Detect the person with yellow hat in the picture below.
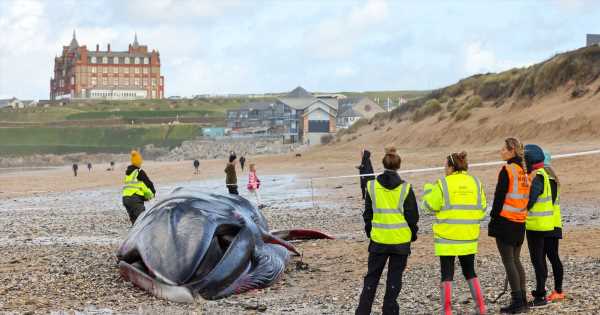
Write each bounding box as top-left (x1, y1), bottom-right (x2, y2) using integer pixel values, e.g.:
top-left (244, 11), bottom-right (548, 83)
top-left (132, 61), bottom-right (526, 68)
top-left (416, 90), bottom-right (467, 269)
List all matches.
top-left (122, 150), bottom-right (156, 224)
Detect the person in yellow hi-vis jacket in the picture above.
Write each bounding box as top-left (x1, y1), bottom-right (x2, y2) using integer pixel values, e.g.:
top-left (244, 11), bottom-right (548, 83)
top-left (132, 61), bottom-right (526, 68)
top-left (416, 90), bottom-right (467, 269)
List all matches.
top-left (421, 152), bottom-right (487, 315)
top-left (122, 150), bottom-right (156, 225)
top-left (356, 146), bottom-right (419, 315)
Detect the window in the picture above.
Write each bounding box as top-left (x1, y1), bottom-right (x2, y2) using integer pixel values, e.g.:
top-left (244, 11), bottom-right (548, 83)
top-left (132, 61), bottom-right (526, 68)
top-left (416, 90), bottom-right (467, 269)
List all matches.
top-left (134, 57), bottom-right (140, 64)
top-left (143, 68), bottom-right (148, 74)
top-left (102, 78), bottom-right (108, 85)
top-left (91, 77), bottom-right (97, 85)
top-left (144, 57), bottom-right (149, 64)
top-left (134, 78), bottom-right (140, 86)
top-left (91, 56), bottom-right (97, 63)
top-left (152, 90), bottom-right (156, 98)
top-left (152, 78), bottom-right (157, 86)
top-left (123, 78), bottom-right (129, 86)
top-left (103, 67), bottom-right (108, 74)
top-left (135, 68), bottom-right (140, 74)
top-left (114, 78), bottom-right (119, 85)
top-left (308, 120), bottom-right (329, 133)
top-left (102, 56), bottom-right (108, 64)
top-left (125, 57), bottom-right (130, 64)
top-left (143, 78), bottom-right (148, 86)
top-left (124, 68), bottom-right (129, 74)
top-left (160, 78), bottom-right (163, 86)
top-left (91, 67), bottom-right (96, 73)
top-left (113, 67), bottom-right (118, 74)
top-left (113, 57), bottom-right (119, 64)
top-left (70, 77), bottom-right (74, 84)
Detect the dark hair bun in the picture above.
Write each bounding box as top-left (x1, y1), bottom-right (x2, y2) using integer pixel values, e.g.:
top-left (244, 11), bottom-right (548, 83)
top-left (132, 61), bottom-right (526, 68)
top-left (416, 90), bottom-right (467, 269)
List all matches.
top-left (385, 145), bottom-right (398, 156)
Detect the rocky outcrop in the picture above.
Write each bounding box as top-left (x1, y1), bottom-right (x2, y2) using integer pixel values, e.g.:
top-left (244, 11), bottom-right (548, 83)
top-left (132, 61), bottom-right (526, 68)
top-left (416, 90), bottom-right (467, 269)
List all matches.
top-left (157, 138), bottom-right (301, 161)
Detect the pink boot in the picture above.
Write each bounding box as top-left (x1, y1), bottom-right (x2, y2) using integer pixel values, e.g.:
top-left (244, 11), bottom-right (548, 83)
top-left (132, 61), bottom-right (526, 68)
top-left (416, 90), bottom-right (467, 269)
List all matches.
top-left (441, 281), bottom-right (452, 315)
top-left (467, 277), bottom-right (486, 315)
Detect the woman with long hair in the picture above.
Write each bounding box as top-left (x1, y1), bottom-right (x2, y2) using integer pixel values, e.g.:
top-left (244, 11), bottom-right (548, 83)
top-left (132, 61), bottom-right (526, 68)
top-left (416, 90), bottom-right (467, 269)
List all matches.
top-left (488, 138), bottom-right (530, 313)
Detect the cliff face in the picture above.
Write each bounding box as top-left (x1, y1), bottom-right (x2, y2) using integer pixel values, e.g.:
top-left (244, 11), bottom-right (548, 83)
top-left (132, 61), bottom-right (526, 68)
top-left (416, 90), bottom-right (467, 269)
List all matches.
top-left (332, 45), bottom-right (600, 149)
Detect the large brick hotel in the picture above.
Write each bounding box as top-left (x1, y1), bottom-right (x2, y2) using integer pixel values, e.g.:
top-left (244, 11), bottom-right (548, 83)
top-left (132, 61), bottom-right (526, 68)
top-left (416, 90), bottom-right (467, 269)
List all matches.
top-left (50, 31), bottom-right (164, 100)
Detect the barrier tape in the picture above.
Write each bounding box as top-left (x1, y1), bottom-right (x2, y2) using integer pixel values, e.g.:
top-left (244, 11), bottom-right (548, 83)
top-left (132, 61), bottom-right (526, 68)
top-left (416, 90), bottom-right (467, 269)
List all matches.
top-left (309, 149), bottom-right (600, 181)
top-left (307, 148), bottom-right (600, 209)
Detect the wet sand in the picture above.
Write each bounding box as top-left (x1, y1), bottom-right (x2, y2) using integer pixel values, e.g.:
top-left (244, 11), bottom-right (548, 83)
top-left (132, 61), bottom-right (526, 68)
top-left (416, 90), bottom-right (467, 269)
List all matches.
top-left (1, 142), bottom-right (600, 314)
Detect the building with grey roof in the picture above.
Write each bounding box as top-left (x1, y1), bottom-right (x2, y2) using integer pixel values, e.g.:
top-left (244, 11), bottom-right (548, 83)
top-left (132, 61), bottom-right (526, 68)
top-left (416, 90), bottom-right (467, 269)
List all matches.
top-left (227, 86), bottom-right (341, 145)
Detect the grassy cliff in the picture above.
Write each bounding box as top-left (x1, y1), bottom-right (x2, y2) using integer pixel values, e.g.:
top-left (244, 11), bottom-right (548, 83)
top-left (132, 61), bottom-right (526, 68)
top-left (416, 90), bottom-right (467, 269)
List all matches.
top-left (0, 125), bottom-right (199, 156)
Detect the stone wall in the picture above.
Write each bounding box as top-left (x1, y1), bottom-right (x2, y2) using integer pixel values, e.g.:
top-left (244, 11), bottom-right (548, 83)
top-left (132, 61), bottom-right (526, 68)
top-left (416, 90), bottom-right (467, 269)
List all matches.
top-left (157, 138), bottom-right (301, 161)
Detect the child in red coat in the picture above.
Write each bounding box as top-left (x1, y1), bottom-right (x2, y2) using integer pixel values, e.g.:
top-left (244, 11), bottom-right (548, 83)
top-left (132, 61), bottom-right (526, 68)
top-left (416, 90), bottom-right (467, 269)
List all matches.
top-left (247, 163), bottom-right (265, 208)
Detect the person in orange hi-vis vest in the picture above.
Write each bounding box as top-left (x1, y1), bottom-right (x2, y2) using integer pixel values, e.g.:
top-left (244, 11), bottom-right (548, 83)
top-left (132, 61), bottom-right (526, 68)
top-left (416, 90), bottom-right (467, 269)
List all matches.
top-left (488, 138), bottom-right (531, 313)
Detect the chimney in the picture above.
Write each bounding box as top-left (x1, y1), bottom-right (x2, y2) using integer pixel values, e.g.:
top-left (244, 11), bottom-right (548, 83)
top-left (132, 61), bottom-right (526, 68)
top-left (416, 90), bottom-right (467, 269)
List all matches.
top-left (107, 43), bottom-right (111, 52)
top-left (96, 44), bottom-right (99, 52)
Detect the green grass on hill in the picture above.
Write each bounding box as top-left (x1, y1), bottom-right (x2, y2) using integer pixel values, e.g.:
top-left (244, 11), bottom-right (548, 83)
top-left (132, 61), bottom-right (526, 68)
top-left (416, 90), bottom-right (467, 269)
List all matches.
top-left (0, 98), bottom-right (269, 124)
top-left (0, 124), bottom-right (200, 156)
top-left (65, 110), bottom-right (214, 120)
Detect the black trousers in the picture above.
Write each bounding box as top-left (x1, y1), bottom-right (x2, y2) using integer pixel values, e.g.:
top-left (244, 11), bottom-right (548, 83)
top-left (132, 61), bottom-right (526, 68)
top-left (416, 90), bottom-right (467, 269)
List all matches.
top-left (356, 252), bottom-right (408, 315)
top-left (545, 237), bottom-right (563, 293)
top-left (496, 238), bottom-right (526, 293)
top-left (526, 231), bottom-right (547, 297)
top-left (123, 196), bottom-right (145, 224)
top-left (440, 254), bottom-right (476, 281)
top-left (227, 185), bottom-right (239, 195)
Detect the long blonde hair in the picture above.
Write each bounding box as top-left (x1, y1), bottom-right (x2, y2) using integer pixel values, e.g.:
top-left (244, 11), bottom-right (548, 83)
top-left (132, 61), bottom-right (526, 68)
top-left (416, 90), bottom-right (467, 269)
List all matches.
top-left (505, 137), bottom-right (526, 173)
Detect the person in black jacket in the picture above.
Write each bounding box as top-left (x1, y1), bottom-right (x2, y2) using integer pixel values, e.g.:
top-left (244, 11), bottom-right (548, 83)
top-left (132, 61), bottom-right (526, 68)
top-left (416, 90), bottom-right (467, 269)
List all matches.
top-left (122, 151), bottom-right (156, 224)
top-left (356, 146), bottom-right (419, 315)
top-left (488, 138), bottom-right (529, 313)
top-left (193, 159), bottom-right (200, 175)
top-left (524, 144), bottom-right (560, 307)
top-left (357, 150), bottom-right (375, 200)
top-left (239, 155), bottom-right (246, 172)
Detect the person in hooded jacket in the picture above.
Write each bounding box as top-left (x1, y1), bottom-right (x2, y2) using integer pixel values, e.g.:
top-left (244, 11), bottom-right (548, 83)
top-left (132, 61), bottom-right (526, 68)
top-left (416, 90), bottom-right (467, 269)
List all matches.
top-left (524, 144), bottom-right (563, 308)
top-left (357, 149), bottom-right (375, 200)
top-left (356, 146), bottom-right (419, 315)
top-left (122, 150), bottom-right (156, 224)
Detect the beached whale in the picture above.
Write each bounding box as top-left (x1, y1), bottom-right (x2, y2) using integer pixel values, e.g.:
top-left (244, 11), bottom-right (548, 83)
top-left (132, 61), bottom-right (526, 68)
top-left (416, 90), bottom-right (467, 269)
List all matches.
top-left (116, 188), bottom-right (332, 302)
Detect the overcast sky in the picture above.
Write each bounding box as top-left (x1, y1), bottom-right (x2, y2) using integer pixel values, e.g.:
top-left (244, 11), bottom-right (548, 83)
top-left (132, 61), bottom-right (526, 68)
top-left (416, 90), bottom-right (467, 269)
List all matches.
top-left (0, 0), bottom-right (598, 99)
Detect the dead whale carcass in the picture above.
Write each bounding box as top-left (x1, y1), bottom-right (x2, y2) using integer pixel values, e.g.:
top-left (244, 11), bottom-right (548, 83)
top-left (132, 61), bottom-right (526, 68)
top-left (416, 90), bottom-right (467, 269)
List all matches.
top-left (116, 188), bottom-right (332, 302)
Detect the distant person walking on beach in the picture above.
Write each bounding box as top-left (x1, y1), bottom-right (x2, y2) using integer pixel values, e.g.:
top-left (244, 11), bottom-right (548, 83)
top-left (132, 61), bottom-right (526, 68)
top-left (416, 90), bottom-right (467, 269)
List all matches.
top-left (122, 150), bottom-right (156, 224)
top-left (239, 155), bottom-right (246, 172)
top-left (87, 163), bottom-right (92, 172)
top-left (357, 150), bottom-right (375, 200)
top-left (72, 164), bottom-right (78, 177)
top-left (110, 161), bottom-right (115, 171)
top-left (225, 153), bottom-right (238, 195)
top-left (193, 159), bottom-right (200, 175)
top-left (247, 163), bottom-right (264, 208)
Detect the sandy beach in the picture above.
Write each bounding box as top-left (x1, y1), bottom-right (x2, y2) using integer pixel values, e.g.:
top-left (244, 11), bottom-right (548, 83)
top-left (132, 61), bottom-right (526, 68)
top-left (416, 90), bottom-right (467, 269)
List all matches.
top-left (1, 141), bottom-right (600, 314)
